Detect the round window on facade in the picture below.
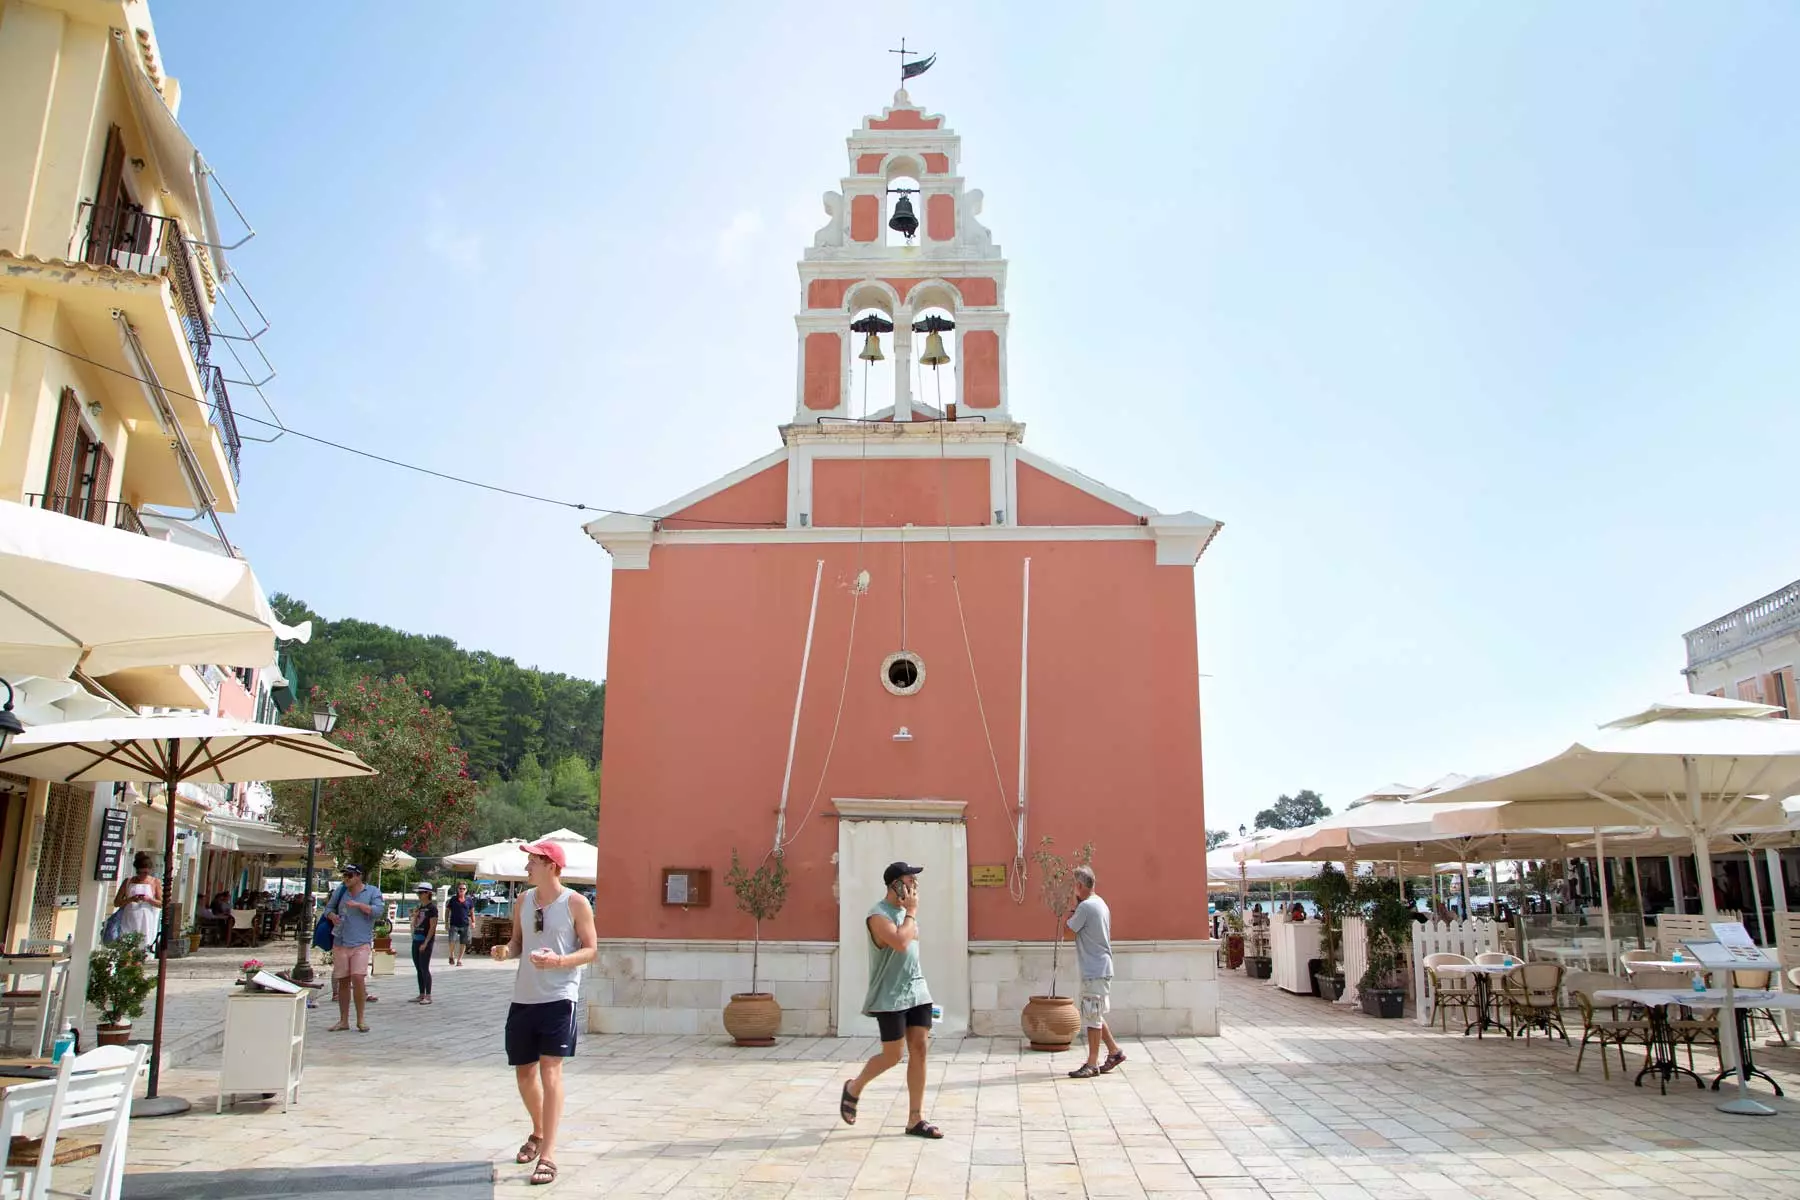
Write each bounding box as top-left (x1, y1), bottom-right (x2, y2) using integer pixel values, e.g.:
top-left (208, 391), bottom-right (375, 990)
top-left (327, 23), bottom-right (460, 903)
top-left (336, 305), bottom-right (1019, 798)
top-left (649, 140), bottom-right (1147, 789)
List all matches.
top-left (881, 651), bottom-right (925, 697)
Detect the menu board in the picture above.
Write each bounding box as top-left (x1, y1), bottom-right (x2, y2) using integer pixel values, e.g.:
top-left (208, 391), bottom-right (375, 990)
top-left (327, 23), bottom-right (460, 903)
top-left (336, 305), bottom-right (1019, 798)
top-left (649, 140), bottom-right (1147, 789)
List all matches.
top-left (1680, 922), bottom-right (1778, 969)
top-left (92, 809), bottom-right (129, 882)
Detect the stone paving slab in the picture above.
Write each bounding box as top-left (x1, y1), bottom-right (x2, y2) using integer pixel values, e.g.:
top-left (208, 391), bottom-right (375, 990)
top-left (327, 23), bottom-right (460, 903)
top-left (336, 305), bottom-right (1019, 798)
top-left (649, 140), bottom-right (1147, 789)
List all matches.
top-left (108, 959), bottom-right (1800, 1199)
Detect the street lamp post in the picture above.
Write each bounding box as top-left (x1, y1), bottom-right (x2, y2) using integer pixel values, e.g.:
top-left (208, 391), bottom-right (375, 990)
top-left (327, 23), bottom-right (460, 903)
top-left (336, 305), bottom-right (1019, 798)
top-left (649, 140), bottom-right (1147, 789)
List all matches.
top-left (0, 678), bottom-right (24, 752)
top-left (290, 704), bottom-right (336, 983)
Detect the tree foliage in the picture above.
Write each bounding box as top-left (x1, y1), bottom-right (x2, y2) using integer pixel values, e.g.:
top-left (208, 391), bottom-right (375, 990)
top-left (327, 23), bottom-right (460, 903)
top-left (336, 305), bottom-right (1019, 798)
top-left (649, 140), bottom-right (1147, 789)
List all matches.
top-left (1205, 829), bottom-right (1232, 849)
top-left (466, 752), bottom-right (600, 846)
top-left (271, 594), bottom-right (605, 781)
top-left (269, 675), bottom-right (477, 868)
top-left (1253, 789), bottom-right (1331, 831)
top-left (1030, 836), bottom-right (1094, 999)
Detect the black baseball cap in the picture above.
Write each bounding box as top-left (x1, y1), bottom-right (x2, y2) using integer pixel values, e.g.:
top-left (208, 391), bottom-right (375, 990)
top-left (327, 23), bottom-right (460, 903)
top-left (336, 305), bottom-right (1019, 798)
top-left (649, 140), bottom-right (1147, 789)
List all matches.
top-left (341, 864), bottom-right (363, 877)
top-left (884, 862), bottom-right (924, 887)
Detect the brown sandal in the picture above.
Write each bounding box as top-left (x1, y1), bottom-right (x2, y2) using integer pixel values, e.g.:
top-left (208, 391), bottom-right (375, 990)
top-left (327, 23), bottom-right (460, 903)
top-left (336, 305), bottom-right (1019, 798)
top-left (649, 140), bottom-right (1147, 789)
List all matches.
top-left (530, 1159), bottom-right (558, 1185)
top-left (515, 1134), bottom-right (541, 1164)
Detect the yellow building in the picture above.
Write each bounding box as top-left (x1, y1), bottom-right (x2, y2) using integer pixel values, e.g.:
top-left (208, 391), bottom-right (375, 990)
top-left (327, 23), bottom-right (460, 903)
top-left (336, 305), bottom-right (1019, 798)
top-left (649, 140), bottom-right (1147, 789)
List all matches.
top-left (0, 0), bottom-right (248, 968)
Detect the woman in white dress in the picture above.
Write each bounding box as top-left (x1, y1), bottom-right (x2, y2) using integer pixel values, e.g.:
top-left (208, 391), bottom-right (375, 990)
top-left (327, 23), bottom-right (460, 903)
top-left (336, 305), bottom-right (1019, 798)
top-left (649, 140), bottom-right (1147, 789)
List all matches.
top-left (111, 852), bottom-right (162, 945)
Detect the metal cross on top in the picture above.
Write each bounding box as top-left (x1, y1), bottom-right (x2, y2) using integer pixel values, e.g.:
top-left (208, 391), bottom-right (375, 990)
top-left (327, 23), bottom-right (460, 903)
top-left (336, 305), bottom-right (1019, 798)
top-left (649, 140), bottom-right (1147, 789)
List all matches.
top-left (889, 38), bottom-right (936, 84)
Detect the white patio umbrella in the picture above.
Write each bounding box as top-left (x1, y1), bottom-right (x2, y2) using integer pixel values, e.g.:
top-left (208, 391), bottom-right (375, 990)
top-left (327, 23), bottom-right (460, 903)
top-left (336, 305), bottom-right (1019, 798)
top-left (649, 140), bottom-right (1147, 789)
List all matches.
top-left (442, 827), bottom-right (597, 885)
top-left (1418, 695), bottom-right (1800, 928)
top-left (0, 499), bottom-right (307, 678)
top-left (0, 714), bottom-right (373, 1112)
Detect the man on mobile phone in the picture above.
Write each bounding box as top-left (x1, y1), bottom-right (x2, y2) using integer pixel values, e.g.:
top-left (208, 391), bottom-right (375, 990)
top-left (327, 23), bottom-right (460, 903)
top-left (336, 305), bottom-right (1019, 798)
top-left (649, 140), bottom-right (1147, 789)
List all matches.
top-left (838, 862), bottom-right (942, 1139)
top-left (1065, 865), bottom-right (1124, 1078)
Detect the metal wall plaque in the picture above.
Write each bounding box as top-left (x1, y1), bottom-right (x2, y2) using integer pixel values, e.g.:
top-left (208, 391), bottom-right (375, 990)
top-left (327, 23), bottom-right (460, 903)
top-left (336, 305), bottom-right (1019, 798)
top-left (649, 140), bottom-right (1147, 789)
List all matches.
top-left (94, 808), bottom-right (129, 882)
top-left (970, 865), bottom-right (1008, 888)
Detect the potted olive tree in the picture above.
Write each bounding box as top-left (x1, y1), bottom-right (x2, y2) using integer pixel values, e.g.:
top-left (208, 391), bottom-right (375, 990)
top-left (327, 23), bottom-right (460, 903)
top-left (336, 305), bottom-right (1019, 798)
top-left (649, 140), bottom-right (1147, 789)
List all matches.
top-left (722, 849), bottom-right (788, 1047)
top-left (1022, 836), bottom-right (1092, 1051)
top-left (1312, 863), bottom-right (1353, 1001)
top-left (88, 934), bottom-right (154, 1046)
top-left (1355, 875), bottom-right (1413, 1018)
top-left (1243, 909), bottom-right (1273, 980)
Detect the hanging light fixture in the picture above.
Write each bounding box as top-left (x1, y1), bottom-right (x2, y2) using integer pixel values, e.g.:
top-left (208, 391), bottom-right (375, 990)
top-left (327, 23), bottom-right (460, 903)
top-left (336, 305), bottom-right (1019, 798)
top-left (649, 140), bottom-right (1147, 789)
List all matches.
top-left (0, 678), bottom-right (23, 753)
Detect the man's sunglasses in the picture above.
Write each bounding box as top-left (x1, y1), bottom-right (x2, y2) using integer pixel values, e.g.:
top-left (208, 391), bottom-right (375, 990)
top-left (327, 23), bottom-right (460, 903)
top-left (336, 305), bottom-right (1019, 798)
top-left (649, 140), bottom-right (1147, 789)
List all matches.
top-left (534, 907), bottom-right (545, 934)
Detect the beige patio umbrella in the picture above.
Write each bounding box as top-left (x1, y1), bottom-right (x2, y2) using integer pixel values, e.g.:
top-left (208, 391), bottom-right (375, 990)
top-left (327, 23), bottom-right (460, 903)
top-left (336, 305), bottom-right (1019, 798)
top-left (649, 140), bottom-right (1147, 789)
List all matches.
top-left (0, 499), bottom-right (305, 679)
top-left (442, 827), bottom-right (598, 885)
top-left (1418, 695), bottom-right (1800, 930)
top-left (0, 714), bottom-right (373, 1113)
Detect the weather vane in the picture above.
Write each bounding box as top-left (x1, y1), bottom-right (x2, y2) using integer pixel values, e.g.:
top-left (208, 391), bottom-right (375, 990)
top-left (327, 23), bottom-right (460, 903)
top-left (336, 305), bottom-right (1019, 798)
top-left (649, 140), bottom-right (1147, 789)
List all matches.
top-left (889, 37), bottom-right (936, 85)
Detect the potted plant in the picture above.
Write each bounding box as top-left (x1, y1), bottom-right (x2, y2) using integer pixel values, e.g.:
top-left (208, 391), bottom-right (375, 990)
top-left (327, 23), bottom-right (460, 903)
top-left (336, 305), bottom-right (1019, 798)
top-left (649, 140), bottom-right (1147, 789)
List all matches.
top-left (373, 916), bottom-right (393, 953)
top-left (88, 934), bottom-right (154, 1046)
top-left (722, 849), bottom-right (788, 1047)
top-left (1312, 864), bottom-right (1353, 1001)
top-left (1224, 909), bottom-right (1246, 970)
top-left (1243, 912), bottom-right (1273, 980)
top-left (185, 925), bottom-right (202, 954)
top-left (1352, 875), bottom-right (1413, 1017)
top-left (1022, 836), bottom-right (1092, 1051)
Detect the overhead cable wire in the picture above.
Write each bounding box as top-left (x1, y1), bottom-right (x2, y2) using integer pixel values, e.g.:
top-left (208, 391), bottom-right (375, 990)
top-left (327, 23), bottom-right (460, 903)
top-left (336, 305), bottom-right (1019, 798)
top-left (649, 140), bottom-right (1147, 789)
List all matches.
top-left (0, 321), bottom-right (781, 526)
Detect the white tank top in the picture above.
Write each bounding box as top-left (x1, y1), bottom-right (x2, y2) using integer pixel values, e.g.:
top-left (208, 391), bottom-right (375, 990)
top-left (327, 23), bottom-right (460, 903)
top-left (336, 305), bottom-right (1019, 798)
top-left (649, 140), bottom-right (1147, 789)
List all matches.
top-left (512, 887), bottom-right (583, 1005)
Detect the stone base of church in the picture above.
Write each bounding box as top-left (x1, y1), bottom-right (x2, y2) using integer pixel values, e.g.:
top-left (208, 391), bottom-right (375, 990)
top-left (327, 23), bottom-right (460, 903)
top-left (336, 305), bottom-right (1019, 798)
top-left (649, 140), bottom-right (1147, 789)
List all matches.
top-left (587, 937), bottom-right (1220, 1038)
top-left (970, 940), bottom-right (1220, 1037)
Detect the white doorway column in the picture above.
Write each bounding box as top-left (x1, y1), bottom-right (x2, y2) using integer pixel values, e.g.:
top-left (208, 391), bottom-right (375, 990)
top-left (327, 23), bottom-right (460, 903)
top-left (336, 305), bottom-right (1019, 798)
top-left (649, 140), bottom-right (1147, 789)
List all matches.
top-left (834, 799), bottom-right (969, 1038)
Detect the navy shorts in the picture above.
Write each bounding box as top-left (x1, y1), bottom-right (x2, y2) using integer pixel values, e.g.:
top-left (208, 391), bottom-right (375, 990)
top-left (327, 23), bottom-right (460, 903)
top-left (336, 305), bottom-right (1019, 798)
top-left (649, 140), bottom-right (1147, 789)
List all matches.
top-left (505, 1000), bottom-right (578, 1066)
top-left (872, 1001), bottom-right (933, 1043)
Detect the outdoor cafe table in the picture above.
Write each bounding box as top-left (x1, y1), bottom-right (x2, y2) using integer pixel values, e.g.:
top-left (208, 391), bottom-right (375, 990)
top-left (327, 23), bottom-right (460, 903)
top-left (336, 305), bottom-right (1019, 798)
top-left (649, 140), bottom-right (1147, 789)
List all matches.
top-left (1434, 962), bottom-right (1519, 1039)
top-left (1600, 987), bottom-right (1800, 1112)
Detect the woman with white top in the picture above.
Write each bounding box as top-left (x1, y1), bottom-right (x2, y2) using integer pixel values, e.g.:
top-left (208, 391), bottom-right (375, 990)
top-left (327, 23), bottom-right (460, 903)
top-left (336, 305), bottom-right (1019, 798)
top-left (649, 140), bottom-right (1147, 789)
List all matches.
top-left (490, 839), bottom-right (596, 1188)
top-left (111, 852), bottom-right (162, 946)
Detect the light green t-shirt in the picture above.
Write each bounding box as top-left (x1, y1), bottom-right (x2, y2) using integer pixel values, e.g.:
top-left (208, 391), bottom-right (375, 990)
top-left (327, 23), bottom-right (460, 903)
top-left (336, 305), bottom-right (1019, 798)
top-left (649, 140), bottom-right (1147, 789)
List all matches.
top-left (862, 898), bottom-right (931, 1015)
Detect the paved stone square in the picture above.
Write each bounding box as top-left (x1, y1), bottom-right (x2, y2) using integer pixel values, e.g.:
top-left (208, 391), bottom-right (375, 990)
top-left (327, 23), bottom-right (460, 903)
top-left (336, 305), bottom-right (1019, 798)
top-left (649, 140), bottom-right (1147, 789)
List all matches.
top-left (114, 960), bottom-right (1800, 1198)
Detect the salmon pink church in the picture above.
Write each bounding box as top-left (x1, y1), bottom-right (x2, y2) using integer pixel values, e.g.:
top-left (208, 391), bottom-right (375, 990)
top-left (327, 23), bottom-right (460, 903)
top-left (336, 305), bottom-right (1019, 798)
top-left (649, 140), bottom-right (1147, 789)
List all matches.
top-left (585, 84), bottom-right (1224, 1040)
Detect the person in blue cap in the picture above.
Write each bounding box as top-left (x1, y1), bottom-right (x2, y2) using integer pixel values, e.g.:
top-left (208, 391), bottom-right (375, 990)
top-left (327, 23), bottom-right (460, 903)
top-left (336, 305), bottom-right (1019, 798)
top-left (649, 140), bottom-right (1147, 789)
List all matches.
top-left (838, 862), bottom-right (942, 1139)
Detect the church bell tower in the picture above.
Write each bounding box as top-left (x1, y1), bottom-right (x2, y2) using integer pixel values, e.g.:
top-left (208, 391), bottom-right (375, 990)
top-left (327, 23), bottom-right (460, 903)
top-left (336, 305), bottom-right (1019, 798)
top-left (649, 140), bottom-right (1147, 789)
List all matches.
top-left (795, 86), bottom-right (1010, 424)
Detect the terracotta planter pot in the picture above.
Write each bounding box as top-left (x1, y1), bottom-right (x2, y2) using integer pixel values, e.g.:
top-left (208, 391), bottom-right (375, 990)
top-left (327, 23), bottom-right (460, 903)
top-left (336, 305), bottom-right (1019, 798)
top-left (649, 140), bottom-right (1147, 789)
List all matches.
top-left (723, 993), bottom-right (781, 1046)
top-left (1224, 933), bottom-right (1245, 970)
top-left (1021, 995), bottom-right (1081, 1051)
top-left (96, 1022), bottom-right (131, 1047)
top-left (373, 936), bottom-right (392, 953)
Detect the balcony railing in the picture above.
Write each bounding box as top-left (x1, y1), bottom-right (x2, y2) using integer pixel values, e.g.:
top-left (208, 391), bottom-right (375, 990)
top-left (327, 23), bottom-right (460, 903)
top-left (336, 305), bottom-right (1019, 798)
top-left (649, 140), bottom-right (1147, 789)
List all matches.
top-left (70, 203), bottom-right (243, 488)
top-left (1684, 579), bottom-right (1800, 671)
top-left (26, 493), bottom-right (147, 535)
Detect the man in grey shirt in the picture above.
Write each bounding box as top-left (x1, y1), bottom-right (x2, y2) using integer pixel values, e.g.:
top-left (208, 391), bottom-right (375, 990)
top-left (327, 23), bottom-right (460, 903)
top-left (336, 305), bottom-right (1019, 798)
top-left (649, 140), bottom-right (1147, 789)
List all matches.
top-left (1065, 865), bottom-right (1124, 1078)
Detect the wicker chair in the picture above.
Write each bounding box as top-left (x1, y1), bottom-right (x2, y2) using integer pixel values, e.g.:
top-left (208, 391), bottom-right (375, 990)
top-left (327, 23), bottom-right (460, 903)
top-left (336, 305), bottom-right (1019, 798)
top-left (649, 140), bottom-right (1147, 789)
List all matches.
top-left (1474, 951), bottom-right (1511, 966)
top-left (1572, 989), bottom-right (1650, 1080)
top-left (1667, 1006), bottom-right (1721, 1071)
top-left (1500, 962), bottom-right (1568, 1042)
top-left (1423, 952), bottom-right (1476, 1033)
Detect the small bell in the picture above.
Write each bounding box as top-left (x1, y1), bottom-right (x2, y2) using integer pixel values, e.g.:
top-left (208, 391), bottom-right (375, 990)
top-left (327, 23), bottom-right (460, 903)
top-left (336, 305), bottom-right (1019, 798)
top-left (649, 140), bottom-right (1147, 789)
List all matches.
top-left (858, 332), bottom-right (885, 362)
top-left (918, 329), bottom-right (950, 367)
top-left (888, 195), bottom-right (919, 240)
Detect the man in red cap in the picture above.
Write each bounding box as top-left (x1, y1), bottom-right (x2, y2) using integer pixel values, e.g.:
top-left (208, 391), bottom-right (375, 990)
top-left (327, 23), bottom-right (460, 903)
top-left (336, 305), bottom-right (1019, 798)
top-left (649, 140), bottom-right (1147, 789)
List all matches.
top-left (491, 838), bottom-right (596, 1187)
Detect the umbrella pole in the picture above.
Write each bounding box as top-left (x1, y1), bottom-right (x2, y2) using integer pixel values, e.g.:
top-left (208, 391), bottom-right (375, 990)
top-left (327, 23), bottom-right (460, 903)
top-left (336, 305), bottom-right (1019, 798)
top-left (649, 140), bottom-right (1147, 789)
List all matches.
top-left (1595, 827), bottom-right (1614, 975)
top-left (1746, 847), bottom-right (1767, 946)
top-left (137, 746), bottom-right (191, 1116)
top-left (1688, 759), bottom-right (1722, 922)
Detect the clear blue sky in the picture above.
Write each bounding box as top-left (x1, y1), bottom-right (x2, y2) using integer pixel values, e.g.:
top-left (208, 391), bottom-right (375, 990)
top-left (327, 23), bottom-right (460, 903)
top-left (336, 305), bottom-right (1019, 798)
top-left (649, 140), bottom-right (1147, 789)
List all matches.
top-left (152, 2), bottom-right (1800, 834)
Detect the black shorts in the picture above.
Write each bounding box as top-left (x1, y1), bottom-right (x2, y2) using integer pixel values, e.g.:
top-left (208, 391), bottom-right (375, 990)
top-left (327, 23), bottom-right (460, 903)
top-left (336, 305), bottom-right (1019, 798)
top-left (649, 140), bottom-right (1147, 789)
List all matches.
top-left (872, 1001), bottom-right (933, 1043)
top-left (505, 1000), bottom-right (578, 1066)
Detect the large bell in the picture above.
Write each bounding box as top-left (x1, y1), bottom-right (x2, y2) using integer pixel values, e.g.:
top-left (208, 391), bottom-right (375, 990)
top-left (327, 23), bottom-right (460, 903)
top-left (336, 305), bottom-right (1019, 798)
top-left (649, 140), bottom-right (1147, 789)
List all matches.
top-left (888, 195), bottom-right (919, 240)
top-left (858, 332), bottom-right (885, 362)
top-left (918, 329), bottom-right (951, 367)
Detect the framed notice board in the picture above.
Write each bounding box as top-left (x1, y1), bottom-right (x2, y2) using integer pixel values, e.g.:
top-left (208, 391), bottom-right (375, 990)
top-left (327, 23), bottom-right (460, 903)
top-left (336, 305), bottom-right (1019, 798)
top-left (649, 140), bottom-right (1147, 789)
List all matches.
top-left (970, 865), bottom-right (1008, 888)
top-left (661, 868), bottom-right (711, 907)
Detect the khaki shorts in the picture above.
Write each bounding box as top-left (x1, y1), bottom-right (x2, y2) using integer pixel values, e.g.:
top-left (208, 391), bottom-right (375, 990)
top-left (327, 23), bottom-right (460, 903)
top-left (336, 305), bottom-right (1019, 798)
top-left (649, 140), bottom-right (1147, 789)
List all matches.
top-left (332, 942), bottom-right (372, 980)
top-left (1080, 977), bottom-right (1111, 1029)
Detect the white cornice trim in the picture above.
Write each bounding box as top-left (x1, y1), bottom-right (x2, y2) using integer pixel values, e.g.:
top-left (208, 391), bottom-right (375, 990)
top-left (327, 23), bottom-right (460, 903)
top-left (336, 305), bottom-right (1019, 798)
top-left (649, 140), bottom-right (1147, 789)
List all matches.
top-left (1147, 511), bottom-right (1224, 566)
top-left (833, 797), bottom-right (968, 822)
top-left (654, 525), bottom-right (1153, 547)
top-left (583, 513), bottom-right (656, 567)
top-left (645, 448), bottom-right (788, 519)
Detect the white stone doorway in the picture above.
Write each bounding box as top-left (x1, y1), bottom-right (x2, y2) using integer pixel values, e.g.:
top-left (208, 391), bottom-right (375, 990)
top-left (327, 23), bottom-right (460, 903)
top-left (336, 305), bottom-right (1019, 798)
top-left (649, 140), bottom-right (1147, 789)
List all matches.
top-left (834, 799), bottom-right (969, 1038)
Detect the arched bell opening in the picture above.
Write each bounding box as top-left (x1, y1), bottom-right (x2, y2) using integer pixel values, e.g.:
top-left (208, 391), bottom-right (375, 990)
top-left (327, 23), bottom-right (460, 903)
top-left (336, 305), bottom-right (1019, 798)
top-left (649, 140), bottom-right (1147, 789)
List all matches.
top-left (910, 304), bottom-right (957, 420)
top-left (886, 169), bottom-right (923, 248)
top-left (848, 306), bottom-right (896, 420)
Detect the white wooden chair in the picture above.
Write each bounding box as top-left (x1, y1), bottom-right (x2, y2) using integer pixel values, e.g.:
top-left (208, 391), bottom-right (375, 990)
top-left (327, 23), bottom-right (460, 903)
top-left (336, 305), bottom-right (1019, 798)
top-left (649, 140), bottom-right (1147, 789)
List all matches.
top-left (0, 1043), bottom-right (147, 1200)
top-left (0, 942), bottom-right (71, 1057)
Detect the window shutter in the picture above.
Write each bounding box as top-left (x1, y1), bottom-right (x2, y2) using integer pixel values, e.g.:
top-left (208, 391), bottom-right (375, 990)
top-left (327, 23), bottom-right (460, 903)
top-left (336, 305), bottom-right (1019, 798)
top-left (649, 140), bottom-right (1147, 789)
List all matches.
top-left (87, 125), bottom-right (126, 266)
top-left (85, 442), bottom-right (113, 525)
top-left (44, 389), bottom-right (81, 511)
top-left (1777, 669), bottom-right (1797, 719)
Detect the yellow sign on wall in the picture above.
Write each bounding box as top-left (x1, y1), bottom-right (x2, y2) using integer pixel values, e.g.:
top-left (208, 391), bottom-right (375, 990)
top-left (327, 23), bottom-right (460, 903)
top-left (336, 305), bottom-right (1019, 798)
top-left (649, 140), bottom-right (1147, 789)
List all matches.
top-left (970, 865), bottom-right (1008, 888)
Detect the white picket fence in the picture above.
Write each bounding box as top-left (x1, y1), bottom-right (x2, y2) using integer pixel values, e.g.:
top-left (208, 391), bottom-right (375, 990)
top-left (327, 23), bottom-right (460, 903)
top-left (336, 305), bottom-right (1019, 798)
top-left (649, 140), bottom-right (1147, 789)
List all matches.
top-left (1411, 918), bottom-right (1499, 1026)
top-left (1340, 916), bottom-right (1368, 1006)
